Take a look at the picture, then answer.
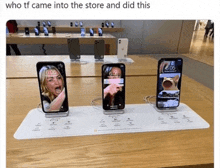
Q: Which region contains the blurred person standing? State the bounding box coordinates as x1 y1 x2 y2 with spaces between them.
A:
6 20 21 55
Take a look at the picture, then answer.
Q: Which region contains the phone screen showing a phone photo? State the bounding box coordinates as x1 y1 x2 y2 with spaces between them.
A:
36 62 69 113
102 64 125 110
156 58 183 109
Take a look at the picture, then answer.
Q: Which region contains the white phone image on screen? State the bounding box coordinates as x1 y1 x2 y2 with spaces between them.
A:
117 38 128 59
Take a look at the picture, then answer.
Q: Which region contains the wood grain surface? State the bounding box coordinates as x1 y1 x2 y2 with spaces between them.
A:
6 55 158 79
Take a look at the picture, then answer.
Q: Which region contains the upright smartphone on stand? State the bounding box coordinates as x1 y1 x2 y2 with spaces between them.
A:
98 28 103 36
25 27 29 35
102 63 125 111
67 38 80 60
47 21 51 27
34 27 39 36
42 22 46 27
52 27 56 34
117 38 128 59
94 40 105 60
156 58 183 109
111 22 114 28
43 27 49 36
89 28 94 36
81 28 85 36
36 62 69 115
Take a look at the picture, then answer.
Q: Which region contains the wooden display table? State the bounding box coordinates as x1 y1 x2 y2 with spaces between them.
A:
6 33 117 55
6 75 213 167
6 55 158 79
18 26 124 33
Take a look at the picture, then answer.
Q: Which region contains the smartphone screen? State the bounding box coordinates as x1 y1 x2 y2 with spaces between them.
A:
34 27 39 36
94 39 105 59
67 38 80 60
36 62 69 113
81 28 85 36
98 28 103 36
90 28 94 36
52 27 56 34
102 64 125 110
156 58 183 109
25 27 29 35
43 27 49 36
47 21 51 27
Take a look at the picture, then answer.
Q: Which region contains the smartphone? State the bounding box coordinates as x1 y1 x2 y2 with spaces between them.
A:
102 63 125 110
43 27 49 36
79 21 83 27
70 22 73 27
67 38 80 60
105 22 109 28
52 26 56 34
34 27 39 36
89 28 94 36
25 27 29 35
36 62 69 113
101 22 104 28
47 21 51 27
36 26 40 34
94 40 105 60
42 21 46 27
111 22 114 28
81 28 85 36
98 28 103 36
117 38 128 59
156 58 183 109
75 21 78 27
37 21 40 27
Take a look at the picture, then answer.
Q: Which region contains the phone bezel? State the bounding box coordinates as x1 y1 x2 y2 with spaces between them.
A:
156 58 183 109
102 63 126 110
36 61 69 113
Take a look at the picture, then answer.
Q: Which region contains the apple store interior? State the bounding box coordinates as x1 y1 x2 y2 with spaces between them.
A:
6 20 214 168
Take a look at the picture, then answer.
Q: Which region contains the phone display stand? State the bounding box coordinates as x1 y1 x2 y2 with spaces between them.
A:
37 104 69 118
117 58 134 64
143 96 178 112
95 57 104 63
45 111 69 118
14 104 210 140
91 97 124 115
151 104 178 112
103 109 125 115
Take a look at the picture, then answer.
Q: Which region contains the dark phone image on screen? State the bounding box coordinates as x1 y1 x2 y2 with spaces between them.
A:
98 28 103 36
102 63 125 110
156 58 183 109
94 40 105 60
36 62 69 113
25 27 29 35
52 27 56 34
67 38 80 60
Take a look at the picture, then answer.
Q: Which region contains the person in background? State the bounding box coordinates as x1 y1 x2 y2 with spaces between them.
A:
6 20 21 55
209 22 214 38
204 20 212 38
